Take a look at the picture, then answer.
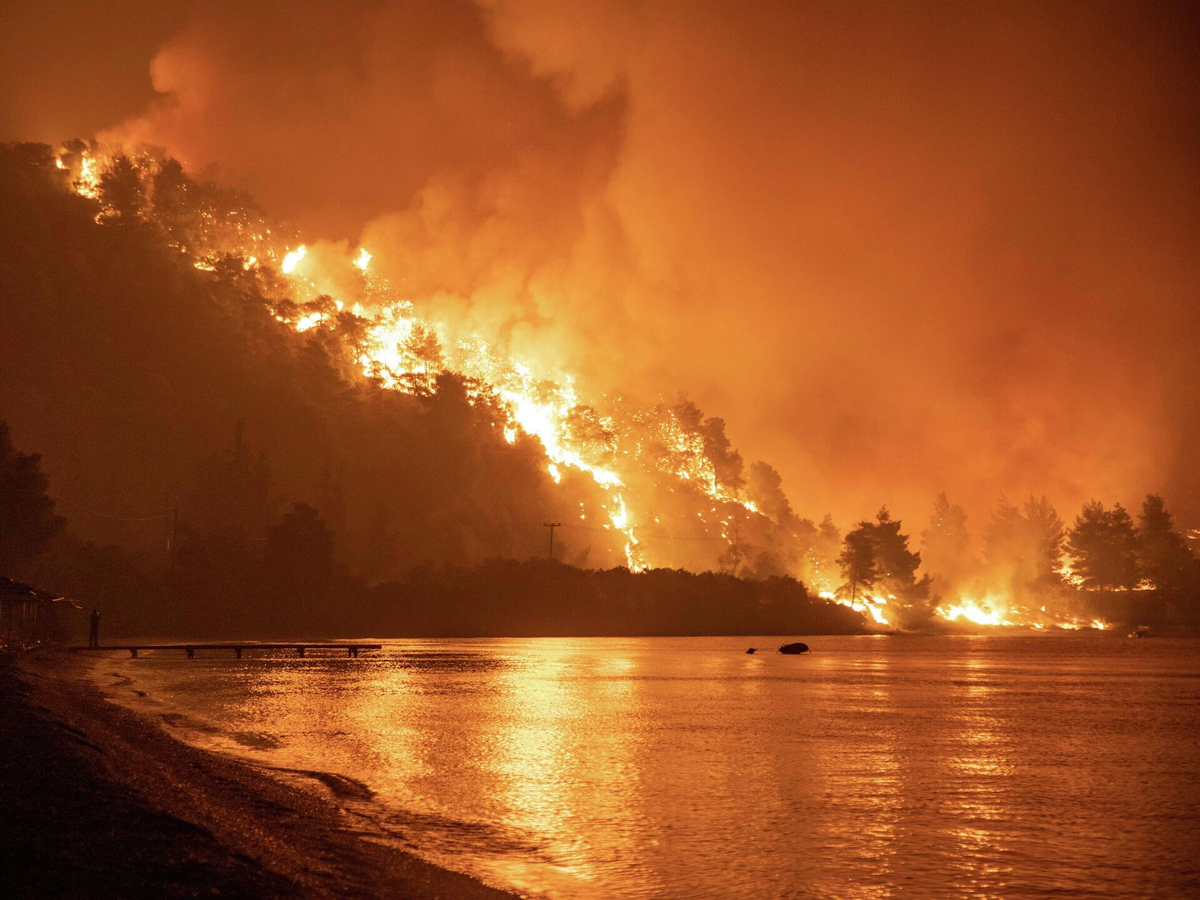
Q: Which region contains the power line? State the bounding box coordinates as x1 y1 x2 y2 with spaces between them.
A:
57 497 172 522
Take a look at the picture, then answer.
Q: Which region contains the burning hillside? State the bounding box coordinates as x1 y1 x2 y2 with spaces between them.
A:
4 141 1193 633
51 144 772 574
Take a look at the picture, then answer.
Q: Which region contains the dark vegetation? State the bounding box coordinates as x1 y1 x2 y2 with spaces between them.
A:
3 415 859 637
0 142 860 637
371 561 863 637
1 142 1196 637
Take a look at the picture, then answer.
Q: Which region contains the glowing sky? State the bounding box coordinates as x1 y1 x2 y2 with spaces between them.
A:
3 0 1197 530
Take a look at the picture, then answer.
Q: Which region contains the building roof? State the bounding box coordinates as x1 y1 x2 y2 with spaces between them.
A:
0 576 70 604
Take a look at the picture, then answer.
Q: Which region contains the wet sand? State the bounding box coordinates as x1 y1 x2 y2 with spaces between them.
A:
0 651 518 900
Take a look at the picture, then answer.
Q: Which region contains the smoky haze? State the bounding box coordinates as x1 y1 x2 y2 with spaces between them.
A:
3 0 1198 532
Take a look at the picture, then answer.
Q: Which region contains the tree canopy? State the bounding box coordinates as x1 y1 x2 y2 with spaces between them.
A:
0 423 65 575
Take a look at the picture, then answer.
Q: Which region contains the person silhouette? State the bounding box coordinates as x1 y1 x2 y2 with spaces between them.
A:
88 609 100 649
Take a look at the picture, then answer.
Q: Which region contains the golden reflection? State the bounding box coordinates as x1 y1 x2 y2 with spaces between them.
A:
832 651 901 899
488 642 602 891
344 660 431 790
944 650 1016 894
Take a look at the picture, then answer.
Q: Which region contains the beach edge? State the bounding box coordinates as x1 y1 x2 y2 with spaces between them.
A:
0 650 519 900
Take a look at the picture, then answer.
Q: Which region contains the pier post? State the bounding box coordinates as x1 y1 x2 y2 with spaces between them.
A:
297 646 305 657
130 648 137 659
235 647 242 659
186 646 194 659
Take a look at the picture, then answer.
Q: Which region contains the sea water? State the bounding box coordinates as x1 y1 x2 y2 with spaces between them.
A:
95 634 1200 899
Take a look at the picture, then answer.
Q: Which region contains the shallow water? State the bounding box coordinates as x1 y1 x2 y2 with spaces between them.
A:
97 635 1200 899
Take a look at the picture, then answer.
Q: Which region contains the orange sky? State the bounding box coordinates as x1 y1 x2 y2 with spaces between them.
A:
3 0 1198 533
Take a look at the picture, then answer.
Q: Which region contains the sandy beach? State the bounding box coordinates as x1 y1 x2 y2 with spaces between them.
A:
0 651 518 900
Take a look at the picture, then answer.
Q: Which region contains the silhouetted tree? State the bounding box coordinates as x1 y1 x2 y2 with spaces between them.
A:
264 503 337 606
98 154 145 222
672 399 745 491
189 421 274 539
318 463 347 561
361 500 398 581
838 523 877 601
810 513 841 592
871 507 929 601
717 529 749 576
0 423 65 574
985 495 1065 588
1066 501 1139 590
400 323 444 394
921 492 973 588
746 462 792 525
1136 495 1192 591
1024 496 1067 582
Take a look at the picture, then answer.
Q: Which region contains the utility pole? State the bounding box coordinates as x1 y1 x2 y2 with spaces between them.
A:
543 522 562 561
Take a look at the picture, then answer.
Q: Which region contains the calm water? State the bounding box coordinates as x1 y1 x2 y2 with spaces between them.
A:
96 635 1200 899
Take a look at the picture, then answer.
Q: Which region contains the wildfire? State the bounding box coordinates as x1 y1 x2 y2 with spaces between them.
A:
281 245 307 274
937 598 1011 627
52 148 1143 628
820 591 890 627
75 153 101 199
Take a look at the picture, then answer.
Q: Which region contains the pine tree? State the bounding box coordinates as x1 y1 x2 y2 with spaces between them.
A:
1066 501 1139 590
97 154 146 223
810 513 841 593
921 492 972 587
1137 495 1193 590
265 503 337 603
838 522 877 601
0 422 65 573
872 507 928 601
1023 496 1066 583
984 495 1064 588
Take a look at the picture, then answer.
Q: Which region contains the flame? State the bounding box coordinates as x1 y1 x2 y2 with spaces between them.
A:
74 153 101 199
281 245 307 274
64 149 1138 618
294 311 328 332
820 590 890 627
70 149 756 573
937 598 1012 627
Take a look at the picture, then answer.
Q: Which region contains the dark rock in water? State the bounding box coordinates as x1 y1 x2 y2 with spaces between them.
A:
745 648 757 654
778 642 810 655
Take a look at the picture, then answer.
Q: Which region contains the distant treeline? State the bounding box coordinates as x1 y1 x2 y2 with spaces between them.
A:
368 560 864 638
2 419 864 638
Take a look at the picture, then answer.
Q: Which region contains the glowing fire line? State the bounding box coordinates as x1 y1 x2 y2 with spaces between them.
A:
56 149 1133 624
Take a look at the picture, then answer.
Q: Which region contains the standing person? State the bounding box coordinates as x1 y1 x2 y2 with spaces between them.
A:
88 609 100 648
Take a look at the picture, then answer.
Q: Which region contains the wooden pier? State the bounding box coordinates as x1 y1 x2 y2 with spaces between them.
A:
71 643 382 659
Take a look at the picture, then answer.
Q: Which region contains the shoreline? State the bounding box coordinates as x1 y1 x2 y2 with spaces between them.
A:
0 651 519 900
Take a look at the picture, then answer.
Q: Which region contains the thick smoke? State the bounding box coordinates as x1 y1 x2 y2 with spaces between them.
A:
8 0 1200 533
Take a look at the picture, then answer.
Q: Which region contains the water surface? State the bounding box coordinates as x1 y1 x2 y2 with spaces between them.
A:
99 635 1200 899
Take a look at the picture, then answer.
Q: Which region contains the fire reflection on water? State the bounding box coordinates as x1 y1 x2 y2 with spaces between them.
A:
945 652 1017 895
102 636 1200 900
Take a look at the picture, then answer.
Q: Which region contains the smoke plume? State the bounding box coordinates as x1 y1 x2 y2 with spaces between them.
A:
7 0 1200 531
